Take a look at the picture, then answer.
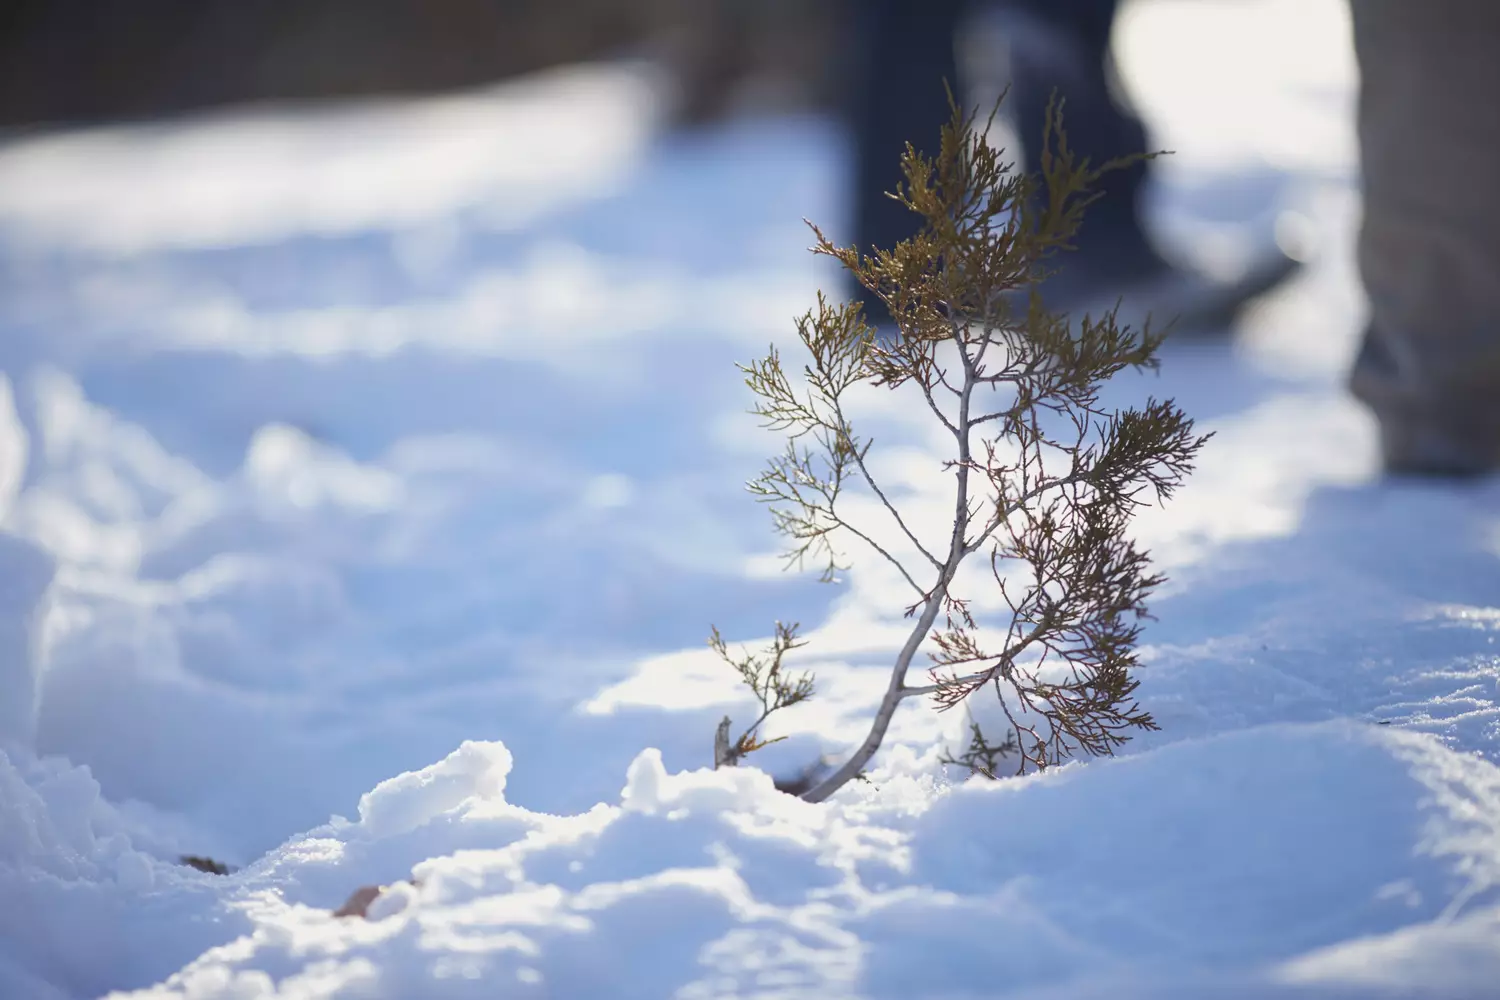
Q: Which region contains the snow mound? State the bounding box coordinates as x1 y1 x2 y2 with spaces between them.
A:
356 740 513 839
98 721 1499 999
0 747 250 1000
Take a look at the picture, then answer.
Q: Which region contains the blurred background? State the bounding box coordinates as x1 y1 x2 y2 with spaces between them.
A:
0 0 846 131
11 12 1500 1000
0 0 1370 857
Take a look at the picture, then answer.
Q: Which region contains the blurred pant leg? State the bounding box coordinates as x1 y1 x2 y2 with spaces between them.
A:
1000 0 1154 270
1348 0 1500 475
849 0 1160 326
849 0 965 327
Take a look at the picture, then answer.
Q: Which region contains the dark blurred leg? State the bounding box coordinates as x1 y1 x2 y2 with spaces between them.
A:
1347 0 1500 475
1000 0 1156 280
848 0 965 325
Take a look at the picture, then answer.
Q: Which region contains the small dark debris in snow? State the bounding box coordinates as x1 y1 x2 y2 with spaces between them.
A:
334 878 423 919
180 855 233 875
334 885 385 919
773 757 834 797
773 773 816 796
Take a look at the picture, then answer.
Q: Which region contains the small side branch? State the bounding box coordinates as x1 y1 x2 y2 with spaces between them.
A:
709 622 814 768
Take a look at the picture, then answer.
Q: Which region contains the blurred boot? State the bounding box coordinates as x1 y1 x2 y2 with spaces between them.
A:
999 0 1299 334
1002 0 1156 291
1348 0 1500 476
848 0 1299 338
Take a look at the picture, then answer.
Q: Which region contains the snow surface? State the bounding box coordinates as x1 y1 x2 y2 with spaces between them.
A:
1 2 1499 997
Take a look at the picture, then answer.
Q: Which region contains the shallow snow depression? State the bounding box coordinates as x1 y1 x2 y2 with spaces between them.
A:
3 3 1500 997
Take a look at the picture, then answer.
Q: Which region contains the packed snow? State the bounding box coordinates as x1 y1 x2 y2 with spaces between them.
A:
2 1 1498 997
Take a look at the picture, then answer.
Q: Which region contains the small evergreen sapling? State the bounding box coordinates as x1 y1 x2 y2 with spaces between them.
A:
710 94 1209 802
